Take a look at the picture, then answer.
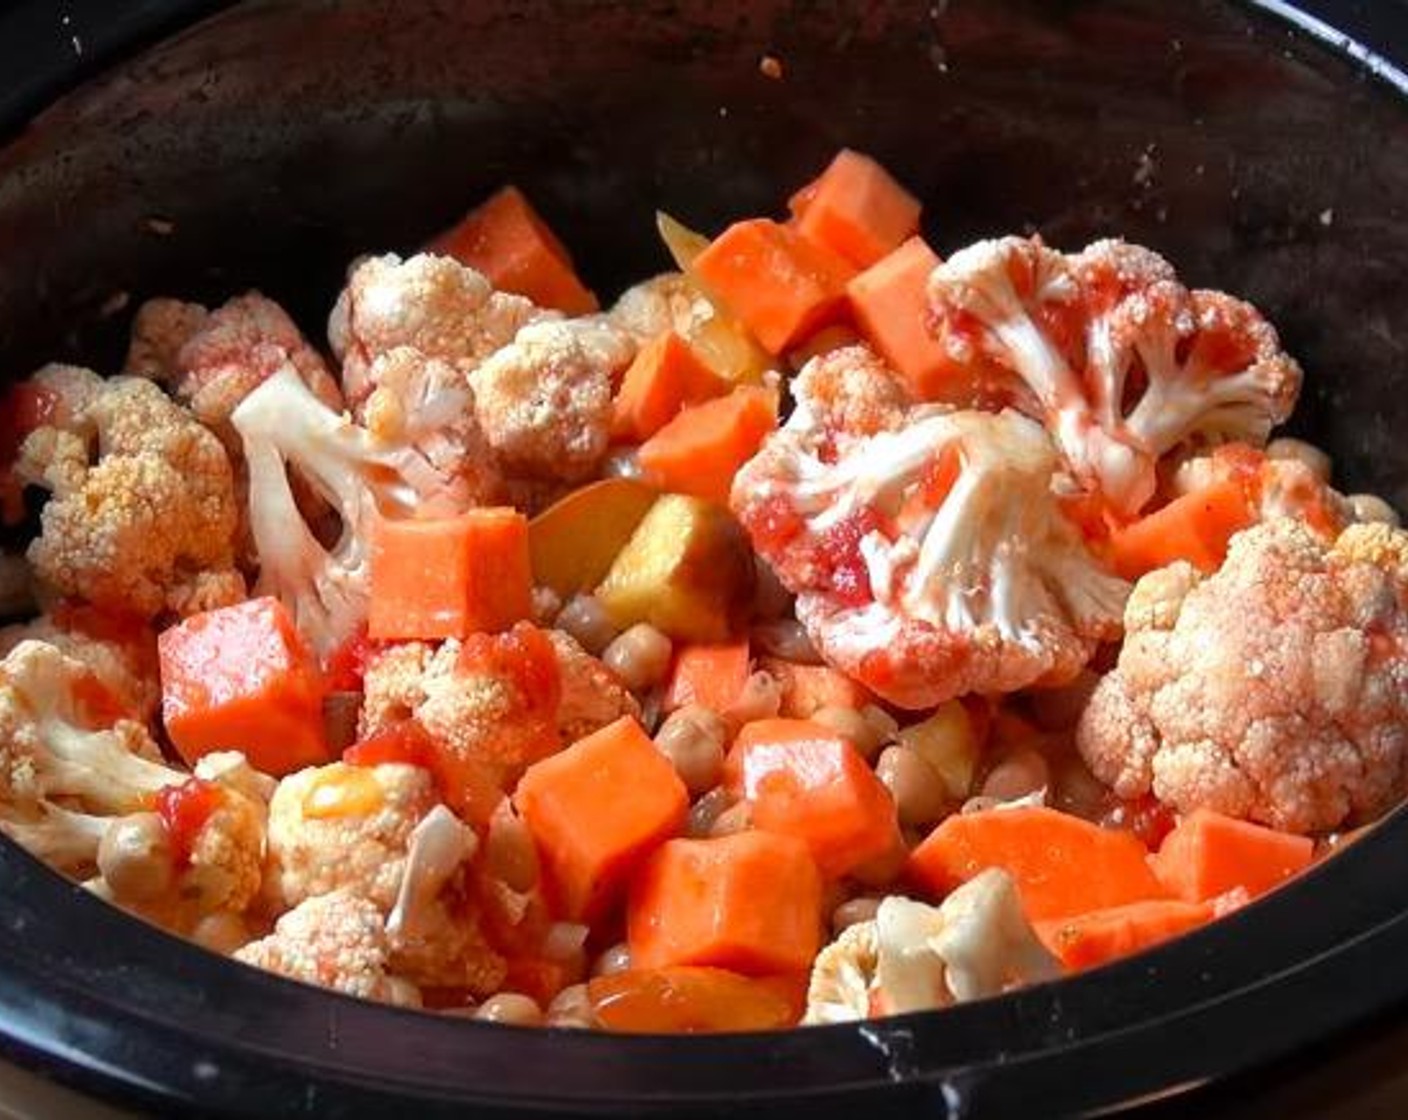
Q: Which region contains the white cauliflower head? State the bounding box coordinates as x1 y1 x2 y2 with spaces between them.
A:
733 346 1128 708
804 869 1059 1024
1078 518 1408 833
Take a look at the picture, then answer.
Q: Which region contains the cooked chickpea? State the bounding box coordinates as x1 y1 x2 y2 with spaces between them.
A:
980 748 1051 802
811 704 895 762
831 896 882 936
545 983 596 1029
686 786 735 838
591 942 632 978
709 800 753 837
531 585 563 626
1266 437 1332 482
97 812 174 902
876 745 950 828
1349 493 1401 527
485 804 539 893
724 670 782 726
555 594 619 655
475 993 544 1027
654 705 727 795
190 912 254 955
602 623 673 692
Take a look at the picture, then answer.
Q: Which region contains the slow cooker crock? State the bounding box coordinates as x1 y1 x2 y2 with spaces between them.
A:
0 2 1406 1116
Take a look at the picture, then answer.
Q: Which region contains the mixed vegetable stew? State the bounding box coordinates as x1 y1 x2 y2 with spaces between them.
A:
0 150 1403 1032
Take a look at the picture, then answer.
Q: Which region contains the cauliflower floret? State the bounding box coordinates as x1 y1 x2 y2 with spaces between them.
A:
234 889 422 1007
609 272 715 341
788 344 913 447
126 293 342 431
1168 443 1352 539
16 375 245 618
359 624 562 795
0 640 183 871
0 609 159 724
266 763 505 994
266 761 438 911
470 317 635 482
546 629 640 742
231 365 482 655
329 253 550 403
733 351 1128 708
927 237 1301 515
804 869 1059 1024
357 346 502 507
1078 518 1408 833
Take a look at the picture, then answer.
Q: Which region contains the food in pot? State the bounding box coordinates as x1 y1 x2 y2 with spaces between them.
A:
0 149 1402 1031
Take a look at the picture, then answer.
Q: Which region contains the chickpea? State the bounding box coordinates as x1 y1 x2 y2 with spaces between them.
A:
555 594 619 655
724 670 782 727
980 748 1051 802
654 705 727 795
545 983 596 1029
876 746 950 828
190 912 255 955
602 624 673 692
1349 493 1401 527
531 585 563 626
1266 437 1332 482
750 619 818 663
686 787 736 838
97 813 173 902
831 896 882 937
592 943 632 978
811 704 895 762
709 800 753 837
485 803 539 892
475 993 544 1027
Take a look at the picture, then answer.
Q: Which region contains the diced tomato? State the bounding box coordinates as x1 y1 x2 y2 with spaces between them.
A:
155 777 223 866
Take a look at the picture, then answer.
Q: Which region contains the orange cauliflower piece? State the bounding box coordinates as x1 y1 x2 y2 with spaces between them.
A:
234 889 422 1007
1078 519 1408 833
125 293 342 431
328 252 548 403
15 374 244 618
470 317 635 482
733 347 1128 708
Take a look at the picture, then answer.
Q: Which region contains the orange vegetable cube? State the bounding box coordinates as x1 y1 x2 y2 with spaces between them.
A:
611 331 731 442
1150 808 1315 903
1107 478 1256 580
514 716 687 921
1036 899 1215 972
431 185 598 315
628 832 823 974
908 806 1169 922
726 718 899 878
789 149 921 269
663 640 751 714
758 656 874 718
159 596 329 776
847 236 975 400
637 386 778 505
692 218 855 354
368 508 532 641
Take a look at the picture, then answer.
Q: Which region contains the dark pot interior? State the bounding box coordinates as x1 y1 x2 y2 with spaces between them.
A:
0 1 1407 1116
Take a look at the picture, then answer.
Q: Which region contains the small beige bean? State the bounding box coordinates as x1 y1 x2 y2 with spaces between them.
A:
555 594 619 655
1349 493 1401 527
686 787 736 838
724 671 782 727
750 619 819 663
97 813 173 903
531 585 563 626
476 993 544 1027
602 624 673 692
709 800 753 837
832 896 882 937
190 911 254 955
545 983 596 1029
592 942 632 978
485 802 539 892
1052 754 1110 819
811 704 893 762
980 749 1051 802
876 746 951 828
1266 437 1332 482
654 705 727 795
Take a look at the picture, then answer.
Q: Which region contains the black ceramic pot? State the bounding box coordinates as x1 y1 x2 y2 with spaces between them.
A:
0 2 1406 1117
